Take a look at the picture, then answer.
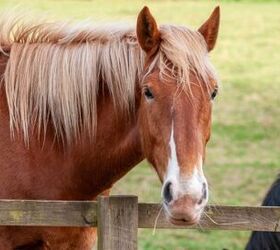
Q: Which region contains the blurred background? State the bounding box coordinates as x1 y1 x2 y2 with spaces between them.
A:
0 0 279 249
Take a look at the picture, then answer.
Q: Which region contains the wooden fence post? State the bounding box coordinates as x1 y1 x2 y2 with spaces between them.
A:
97 195 138 250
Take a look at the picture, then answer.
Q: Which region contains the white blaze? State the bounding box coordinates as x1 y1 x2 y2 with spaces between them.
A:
163 123 180 200
163 122 208 203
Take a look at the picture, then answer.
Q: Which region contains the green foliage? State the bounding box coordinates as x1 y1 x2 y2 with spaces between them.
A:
0 0 279 249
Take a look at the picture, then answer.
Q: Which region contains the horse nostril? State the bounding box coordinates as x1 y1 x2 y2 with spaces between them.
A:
198 182 207 205
163 182 173 203
202 182 207 199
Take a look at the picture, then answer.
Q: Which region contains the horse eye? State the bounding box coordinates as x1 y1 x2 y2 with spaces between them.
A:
144 87 154 100
211 88 218 100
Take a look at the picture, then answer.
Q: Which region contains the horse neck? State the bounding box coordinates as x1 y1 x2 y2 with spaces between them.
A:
67 82 144 199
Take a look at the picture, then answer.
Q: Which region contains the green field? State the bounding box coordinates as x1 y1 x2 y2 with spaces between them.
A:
0 0 279 249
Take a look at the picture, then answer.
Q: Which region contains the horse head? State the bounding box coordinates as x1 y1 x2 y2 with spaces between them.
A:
137 6 220 225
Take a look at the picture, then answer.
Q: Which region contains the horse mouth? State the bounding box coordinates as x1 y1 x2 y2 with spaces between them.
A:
168 215 200 226
163 202 201 226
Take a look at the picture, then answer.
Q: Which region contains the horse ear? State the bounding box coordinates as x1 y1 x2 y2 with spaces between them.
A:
137 6 160 54
198 6 220 52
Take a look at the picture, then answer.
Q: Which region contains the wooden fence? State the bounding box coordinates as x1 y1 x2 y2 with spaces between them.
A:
0 195 280 249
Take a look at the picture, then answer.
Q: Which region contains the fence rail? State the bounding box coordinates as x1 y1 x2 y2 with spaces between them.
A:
0 196 279 249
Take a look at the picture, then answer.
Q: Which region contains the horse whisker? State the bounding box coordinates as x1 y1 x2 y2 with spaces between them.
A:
203 211 249 226
152 204 164 236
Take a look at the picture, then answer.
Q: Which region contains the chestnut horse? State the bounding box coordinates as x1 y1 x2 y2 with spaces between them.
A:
0 6 220 249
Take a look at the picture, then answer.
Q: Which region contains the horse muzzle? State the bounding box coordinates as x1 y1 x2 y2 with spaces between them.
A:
162 179 208 225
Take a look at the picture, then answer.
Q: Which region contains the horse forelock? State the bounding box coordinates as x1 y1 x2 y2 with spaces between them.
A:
0 12 218 145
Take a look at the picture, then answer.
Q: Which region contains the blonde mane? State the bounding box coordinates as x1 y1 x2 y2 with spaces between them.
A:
0 13 217 144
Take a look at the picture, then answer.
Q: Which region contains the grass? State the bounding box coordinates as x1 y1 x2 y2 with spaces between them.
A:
0 0 279 249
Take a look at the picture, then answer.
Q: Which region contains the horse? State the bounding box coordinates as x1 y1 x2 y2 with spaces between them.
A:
0 6 220 249
246 175 280 250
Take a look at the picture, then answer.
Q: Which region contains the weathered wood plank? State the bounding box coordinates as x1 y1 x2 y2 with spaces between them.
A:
97 195 138 250
0 199 279 232
138 203 280 231
0 200 97 227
